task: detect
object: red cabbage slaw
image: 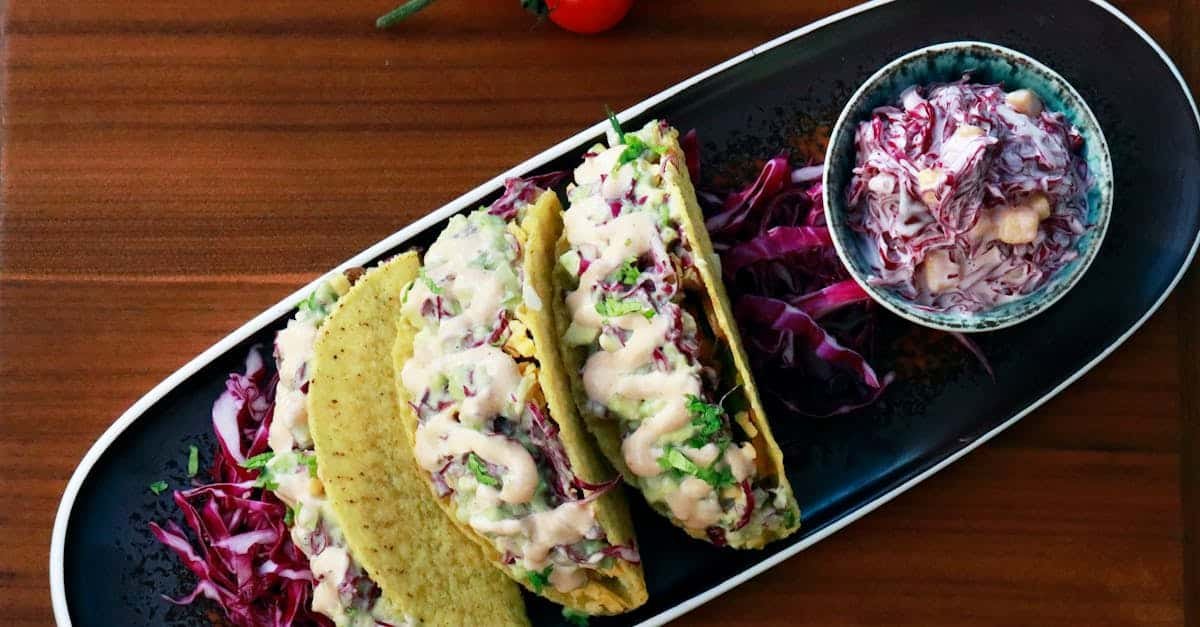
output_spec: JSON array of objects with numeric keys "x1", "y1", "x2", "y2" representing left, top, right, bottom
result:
[
  {"x1": 694, "y1": 139, "x2": 991, "y2": 416},
  {"x1": 847, "y1": 78, "x2": 1091, "y2": 313},
  {"x1": 697, "y1": 150, "x2": 891, "y2": 417},
  {"x1": 149, "y1": 348, "x2": 340, "y2": 627}
]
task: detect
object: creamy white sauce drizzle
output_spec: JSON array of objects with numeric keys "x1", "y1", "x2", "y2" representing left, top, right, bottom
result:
[
  {"x1": 401, "y1": 206, "x2": 609, "y2": 593},
  {"x1": 561, "y1": 121, "x2": 760, "y2": 532}
]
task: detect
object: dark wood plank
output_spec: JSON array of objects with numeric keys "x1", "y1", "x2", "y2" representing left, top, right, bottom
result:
[{"x1": 0, "y1": 1, "x2": 1194, "y2": 625}]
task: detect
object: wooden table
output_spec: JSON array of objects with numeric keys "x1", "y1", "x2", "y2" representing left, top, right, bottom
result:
[{"x1": 2, "y1": 1, "x2": 1196, "y2": 624}]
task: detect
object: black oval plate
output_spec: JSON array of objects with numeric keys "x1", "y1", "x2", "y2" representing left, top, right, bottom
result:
[{"x1": 51, "y1": 1, "x2": 1200, "y2": 625}]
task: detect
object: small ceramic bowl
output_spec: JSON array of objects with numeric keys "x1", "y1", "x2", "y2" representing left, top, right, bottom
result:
[{"x1": 823, "y1": 41, "x2": 1113, "y2": 332}]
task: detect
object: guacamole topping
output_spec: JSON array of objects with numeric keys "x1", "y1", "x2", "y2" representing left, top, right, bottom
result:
[
  {"x1": 399, "y1": 181, "x2": 634, "y2": 594},
  {"x1": 559, "y1": 119, "x2": 796, "y2": 546}
]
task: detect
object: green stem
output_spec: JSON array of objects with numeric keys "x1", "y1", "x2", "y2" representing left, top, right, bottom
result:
[{"x1": 376, "y1": 0, "x2": 438, "y2": 29}]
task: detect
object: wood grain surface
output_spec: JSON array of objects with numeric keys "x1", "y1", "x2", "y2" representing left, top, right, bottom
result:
[{"x1": 2, "y1": 1, "x2": 1197, "y2": 625}]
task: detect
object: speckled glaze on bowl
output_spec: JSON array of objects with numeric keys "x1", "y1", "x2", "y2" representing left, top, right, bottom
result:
[{"x1": 823, "y1": 41, "x2": 1113, "y2": 332}]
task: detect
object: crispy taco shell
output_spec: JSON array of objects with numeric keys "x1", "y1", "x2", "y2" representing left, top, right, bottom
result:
[
  {"x1": 308, "y1": 253, "x2": 530, "y2": 627},
  {"x1": 553, "y1": 129, "x2": 800, "y2": 549}
]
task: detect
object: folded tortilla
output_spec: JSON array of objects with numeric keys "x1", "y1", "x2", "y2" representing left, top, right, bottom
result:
[
  {"x1": 554, "y1": 119, "x2": 801, "y2": 549},
  {"x1": 392, "y1": 189, "x2": 647, "y2": 615},
  {"x1": 307, "y1": 253, "x2": 530, "y2": 627}
]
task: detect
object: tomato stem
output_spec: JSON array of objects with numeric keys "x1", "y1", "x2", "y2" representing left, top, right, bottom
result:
[{"x1": 376, "y1": 0, "x2": 438, "y2": 29}]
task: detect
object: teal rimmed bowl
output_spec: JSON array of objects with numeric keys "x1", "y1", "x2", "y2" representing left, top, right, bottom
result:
[{"x1": 823, "y1": 41, "x2": 1113, "y2": 332}]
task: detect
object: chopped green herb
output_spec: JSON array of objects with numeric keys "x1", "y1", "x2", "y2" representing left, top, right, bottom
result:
[
  {"x1": 606, "y1": 106, "x2": 624, "y2": 138},
  {"x1": 527, "y1": 566, "x2": 553, "y2": 594},
  {"x1": 685, "y1": 394, "x2": 725, "y2": 448},
  {"x1": 782, "y1": 507, "x2": 799, "y2": 529},
  {"x1": 696, "y1": 464, "x2": 735, "y2": 488},
  {"x1": 658, "y1": 446, "x2": 699, "y2": 475},
  {"x1": 614, "y1": 258, "x2": 641, "y2": 285},
  {"x1": 419, "y1": 268, "x2": 443, "y2": 295},
  {"x1": 595, "y1": 296, "x2": 650, "y2": 318},
  {"x1": 657, "y1": 446, "x2": 736, "y2": 489},
  {"x1": 186, "y1": 445, "x2": 199, "y2": 477},
  {"x1": 297, "y1": 289, "x2": 322, "y2": 315},
  {"x1": 467, "y1": 453, "x2": 500, "y2": 488},
  {"x1": 304, "y1": 454, "x2": 318, "y2": 478},
  {"x1": 242, "y1": 451, "x2": 274, "y2": 470},
  {"x1": 245, "y1": 453, "x2": 279, "y2": 491},
  {"x1": 618, "y1": 133, "x2": 649, "y2": 165},
  {"x1": 253, "y1": 468, "x2": 279, "y2": 491},
  {"x1": 562, "y1": 608, "x2": 590, "y2": 626},
  {"x1": 149, "y1": 480, "x2": 169, "y2": 495},
  {"x1": 284, "y1": 505, "x2": 296, "y2": 526}
]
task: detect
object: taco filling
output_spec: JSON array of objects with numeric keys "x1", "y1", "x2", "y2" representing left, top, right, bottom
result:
[
  {"x1": 398, "y1": 180, "x2": 639, "y2": 596},
  {"x1": 264, "y1": 273, "x2": 403, "y2": 626},
  {"x1": 559, "y1": 119, "x2": 798, "y2": 547}
]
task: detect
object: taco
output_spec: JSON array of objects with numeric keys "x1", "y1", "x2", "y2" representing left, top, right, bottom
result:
[
  {"x1": 554, "y1": 117, "x2": 801, "y2": 548},
  {"x1": 392, "y1": 178, "x2": 648, "y2": 615},
  {"x1": 271, "y1": 255, "x2": 530, "y2": 626}
]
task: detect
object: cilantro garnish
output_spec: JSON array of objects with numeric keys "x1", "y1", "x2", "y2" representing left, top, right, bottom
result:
[
  {"x1": 304, "y1": 454, "x2": 318, "y2": 478},
  {"x1": 657, "y1": 446, "x2": 735, "y2": 489},
  {"x1": 284, "y1": 505, "x2": 296, "y2": 526},
  {"x1": 467, "y1": 453, "x2": 500, "y2": 488},
  {"x1": 618, "y1": 134, "x2": 649, "y2": 165},
  {"x1": 242, "y1": 451, "x2": 274, "y2": 470},
  {"x1": 253, "y1": 469, "x2": 279, "y2": 491},
  {"x1": 613, "y1": 258, "x2": 641, "y2": 286},
  {"x1": 657, "y1": 447, "x2": 699, "y2": 475},
  {"x1": 296, "y1": 289, "x2": 324, "y2": 315},
  {"x1": 186, "y1": 445, "x2": 199, "y2": 477},
  {"x1": 697, "y1": 464, "x2": 735, "y2": 488},
  {"x1": 527, "y1": 566, "x2": 553, "y2": 594},
  {"x1": 604, "y1": 107, "x2": 650, "y2": 165},
  {"x1": 243, "y1": 452, "x2": 278, "y2": 490},
  {"x1": 685, "y1": 394, "x2": 726, "y2": 448},
  {"x1": 562, "y1": 608, "x2": 590, "y2": 626},
  {"x1": 595, "y1": 296, "x2": 652, "y2": 319},
  {"x1": 606, "y1": 106, "x2": 624, "y2": 138},
  {"x1": 149, "y1": 480, "x2": 169, "y2": 495},
  {"x1": 419, "y1": 268, "x2": 443, "y2": 295}
]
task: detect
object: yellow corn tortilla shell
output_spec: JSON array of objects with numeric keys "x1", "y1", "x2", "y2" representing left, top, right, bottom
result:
[
  {"x1": 308, "y1": 252, "x2": 529, "y2": 627},
  {"x1": 553, "y1": 128, "x2": 801, "y2": 549},
  {"x1": 392, "y1": 191, "x2": 648, "y2": 615}
]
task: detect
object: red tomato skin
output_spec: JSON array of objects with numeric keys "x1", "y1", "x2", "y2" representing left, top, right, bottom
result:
[{"x1": 546, "y1": 0, "x2": 633, "y2": 34}]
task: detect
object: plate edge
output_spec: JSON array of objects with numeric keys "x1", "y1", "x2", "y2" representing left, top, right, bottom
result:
[{"x1": 46, "y1": 0, "x2": 1199, "y2": 625}]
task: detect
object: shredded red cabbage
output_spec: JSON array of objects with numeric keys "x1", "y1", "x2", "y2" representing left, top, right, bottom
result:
[
  {"x1": 691, "y1": 136, "x2": 991, "y2": 416},
  {"x1": 846, "y1": 78, "x2": 1091, "y2": 312},
  {"x1": 150, "y1": 348, "x2": 333, "y2": 627},
  {"x1": 488, "y1": 172, "x2": 569, "y2": 220},
  {"x1": 695, "y1": 143, "x2": 892, "y2": 415}
]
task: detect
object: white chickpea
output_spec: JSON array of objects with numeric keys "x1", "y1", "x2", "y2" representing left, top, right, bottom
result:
[
  {"x1": 1026, "y1": 191, "x2": 1052, "y2": 220},
  {"x1": 953, "y1": 124, "x2": 986, "y2": 139},
  {"x1": 995, "y1": 206, "x2": 1041, "y2": 244},
  {"x1": 920, "y1": 249, "x2": 960, "y2": 293},
  {"x1": 868, "y1": 173, "x2": 896, "y2": 194},
  {"x1": 916, "y1": 167, "x2": 944, "y2": 206},
  {"x1": 1005, "y1": 89, "x2": 1044, "y2": 117},
  {"x1": 967, "y1": 211, "x2": 994, "y2": 242}
]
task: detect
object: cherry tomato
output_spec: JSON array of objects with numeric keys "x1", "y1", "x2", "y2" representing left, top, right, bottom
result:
[{"x1": 546, "y1": 0, "x2": 633, "y2": 34}]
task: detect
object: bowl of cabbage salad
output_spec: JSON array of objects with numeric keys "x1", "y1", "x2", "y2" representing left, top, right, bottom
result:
[{"x1": 824, "y1": 41, "x2": 1112, "y2": 332}]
